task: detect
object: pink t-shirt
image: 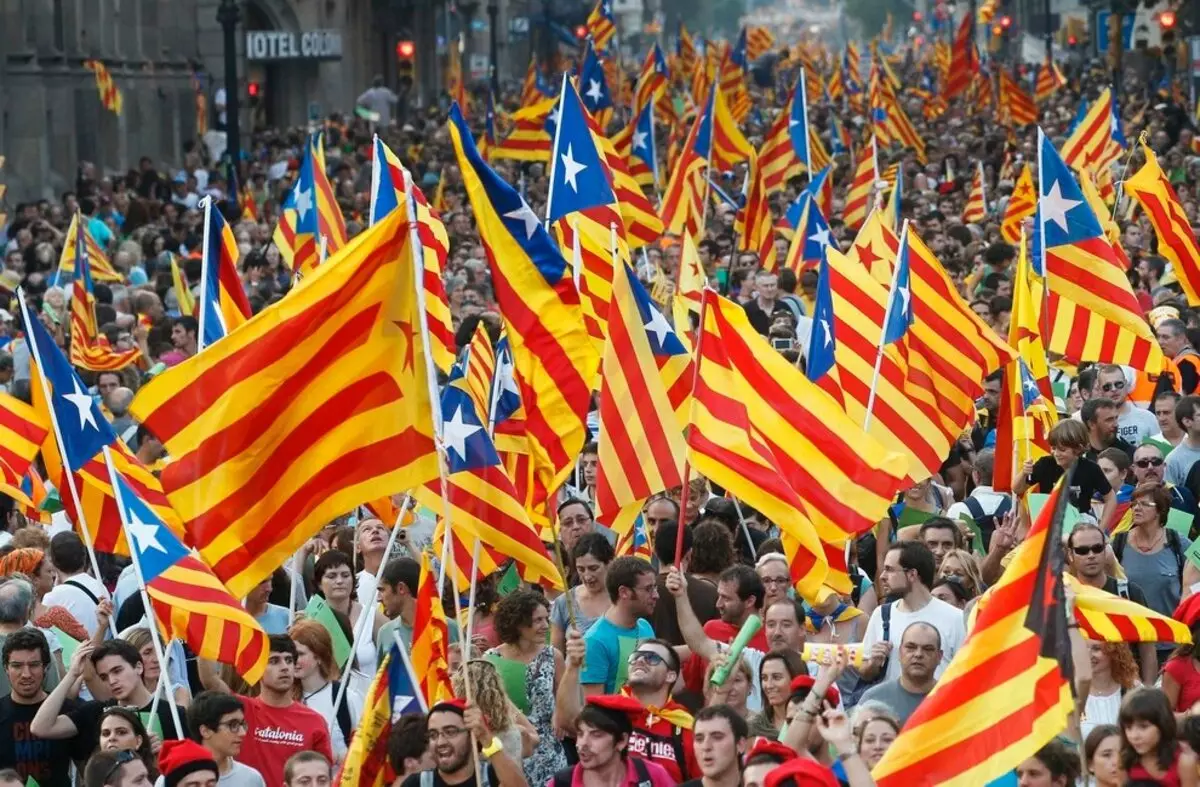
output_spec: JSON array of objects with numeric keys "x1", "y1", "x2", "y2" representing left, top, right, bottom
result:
[
  {"x1": 1164, "y1": 656, "x2": 1200, "y2": 711},
  {"x1": 554, "y1": 756, "x2": 675, "y2": 787}
]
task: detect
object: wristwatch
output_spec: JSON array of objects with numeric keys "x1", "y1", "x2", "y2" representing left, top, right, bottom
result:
[{"x1": 481, "y1": 737, "x2": 504, "y2": 759}]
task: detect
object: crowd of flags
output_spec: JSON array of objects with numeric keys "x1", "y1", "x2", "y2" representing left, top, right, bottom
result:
[{"x1": 10, "y1": 4, "x2": 1200, "y2": 785}]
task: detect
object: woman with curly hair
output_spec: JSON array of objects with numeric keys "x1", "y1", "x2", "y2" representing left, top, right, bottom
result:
[
  {"x1": 484, "y1": 589, "x2": 565, "y2": 786},
  {"x1": 1082, "y1": 640, "x2": 1141, "y2": 742},
  {"x1": 451, "y1": 659, "x2": 538, "y2": 766}
]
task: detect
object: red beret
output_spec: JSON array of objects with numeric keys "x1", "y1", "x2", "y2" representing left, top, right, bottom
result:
[
  {"x1": 586, "y1": 694, "x2": 645, "y2": 716},
  {"x1": 431, "y1": 698, "x2": 468, "y2": 716},
  {"x1": 789, "y1": 676, "x2": 839, "y2": 707},
  {"x1": 744, "y1": 737, "x2": 797, "y2": 765},
  {"x1": 158, "y1": 739, "x2": 218, "y2": 787},
  {"x1": 762, "y1": 757, "x2": 840, "y2": 787}
]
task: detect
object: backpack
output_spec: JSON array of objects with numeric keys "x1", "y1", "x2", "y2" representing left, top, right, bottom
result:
[
  {"x1": 963, "y1": 496, "x2": 1012, "y2": 552},
  {"x1": 1111, "y1": 529, "x2": 1186, "y2": 581},
  {"x1": 552, "y1": 758, "x2": 651, "y2": 787}
]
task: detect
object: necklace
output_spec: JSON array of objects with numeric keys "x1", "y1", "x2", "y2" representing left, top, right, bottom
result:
[{"x1": 1131, "y1": 528, "x2": 1165, "y2": 553}]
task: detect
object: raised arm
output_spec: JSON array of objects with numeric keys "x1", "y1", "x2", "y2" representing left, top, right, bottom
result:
[{"x1": 664, "y1": 567, "x2": 719, "y2": 662}]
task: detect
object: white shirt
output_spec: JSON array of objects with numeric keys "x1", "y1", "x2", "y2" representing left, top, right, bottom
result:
[
  {"x1": 1116, "y1": 402, "x2": 1160, "y2": 447},
  {"x1": 1080, "y1": 687, "x2": 1124, "y2": 743},
  {"x1": 945, "y1": 486, "x2": 1008, "y2": 522},
  {"x1": 861, "y1": 596, "x2": 966, "y2": 681},
  {"x1": 44, "y1": 572, "x2": 111, "y2": 638}
]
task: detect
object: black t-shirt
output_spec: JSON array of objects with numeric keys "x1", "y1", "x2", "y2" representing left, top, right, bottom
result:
[
  {"x1": 67, "y1": 697, "x2": 188, "y2": 749},
  {"x1": 0, "y1": 696, "x2": 89, "y2": 787},
  {"x1": 1029, "y1": 456, "x2": 1111, "y2": 512},
  {"x1": 1084, "y1": 437, "x2": 1136, "y2": 463},
  {"x1": 400, "y1": 765, "x2": 497, "y2": 787}
]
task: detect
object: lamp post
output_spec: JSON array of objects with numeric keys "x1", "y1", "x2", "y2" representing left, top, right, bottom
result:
[
  {"x1": 217, "y1": 0, "x2": 241, "y2": 181},
  {"x1": 488, "y1": 1, "x2": 499, "y2": 96}
]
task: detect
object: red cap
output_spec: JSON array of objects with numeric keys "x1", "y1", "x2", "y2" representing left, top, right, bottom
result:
[
  {"x1": 744, "y1": 737, "x2": 797, "y2": 765},
  {"x1": 158, "y1": 739, "x2": 218, "y2": 787},
  {"x1": 1175, "y1": 594, "x2": 1200, "y2": 628},
  {"x1": 586, "y1": 694, "x2": 645, "y2": 716},
  {"x1": 762, "y1": 757, "x2": 840, "y2": 787}
]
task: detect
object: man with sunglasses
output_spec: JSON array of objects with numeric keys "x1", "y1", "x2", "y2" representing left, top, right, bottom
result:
[
  {"x1": 1066, "y1": 524, "x2": 1158, "y2": 685},
  {"x1": 1132, "y1": 444, "x2": 1199, "y2": 525},
  {"x1": 1096, "y1": 365, "x2": 1159, "y2": 448},
  {"x1": 558, "y1": 636, "x2": 698, "y2": 783}
]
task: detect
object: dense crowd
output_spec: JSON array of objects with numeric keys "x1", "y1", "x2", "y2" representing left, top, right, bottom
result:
[{"x1": 6, "y1": 19, "x2": 1200, "y2": 787}]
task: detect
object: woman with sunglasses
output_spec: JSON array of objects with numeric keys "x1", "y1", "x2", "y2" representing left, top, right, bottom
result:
[
  {"x1": 83, "y1": 749, "x2": 151, "y2": 787},
  {"x1": 97, "y1": 707, "x2": 157, "y2": 780}
]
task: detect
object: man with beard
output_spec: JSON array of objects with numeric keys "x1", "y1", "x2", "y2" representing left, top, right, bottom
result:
[
  {"x1": 400, "y1": 699, "x2": 528, "y2": 787},
  {"x1": 859, "y1": 542, "x2": 965, "y2": 682},
  {"x1": 558, "y1": 634, "x2": 698, "y2": 782},
  {"x1": 550, "y1": 696, "x2": 674, "y2": 787},
  {"x1": 581, "y1": 558, "x2": 658, "y2": 694},
  {"x1": 681, "y1": 705, "x2": 748, "y2": 787}
]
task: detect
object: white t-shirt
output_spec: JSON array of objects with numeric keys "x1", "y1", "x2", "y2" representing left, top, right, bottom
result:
[
  {"x1": 1080, "y1": 687, "x2": 1124, "y2": 743},
  {"x1": 861, "y1": 596, "x2": 967, "y2": 681},
  {"x1": 44, "y1": 573, "x2": 111, "y2": 638},
  {"x1": 1117, "y1": 402, "x2": 1160, "y2": 447}
]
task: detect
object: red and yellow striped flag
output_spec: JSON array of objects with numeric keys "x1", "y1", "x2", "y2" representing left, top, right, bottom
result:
[
  {"x1": 129, "y1": 206, "x2": 440, "y2": 598},
  {"x1": 687, "y1": 291, "x2": 905, "y2": 598},
  {"x1": 746, "y1": 26, "x2": 775, "y2": 61},
  {"x1": 998, "y1": 69, "x2": 1038, "y2": 126},
  {"x1": 962, "y1": 162, "x2": 987, "y2": 224},
  {"x1": 736, "y1": 152, "x2": 773, "y2": 264},
  {"x1": 842, "y1": 136, "x2": 878, "y2": 231},
  {"x1": 943, "y1": 15, "x2": 977, "y2": 99},
  {"x1": 412, "y1": 552, "x2": 454, "y2": 706},
  {"x1": 1061, "y1": 88, "x2": 1123, "y2": 176},
  {"x1": 1001, "y1": 163, "x2": 1036, "y2": 244},
  {"x1": 1034, "y1": 58, "x2": 1066, "y2": 103},
  {"x1": 85, "y1": 60, "x2": 123, "y2": 115},
  {"x1": 56, "y1": 214, "x2": 121, "y2": 282},
  {"x1": 1070, "y1": 575, "x2": 1191, "y2": 644},
  {"x1": 874, "y1": 478, "x2": 1075, "y2": 786},
  {"x1": 1124, "y1": 142, "x2": 1200, "y2": 306},
  {"x1": 0, "y1": 395, "x2": 48, "y2": 509}
]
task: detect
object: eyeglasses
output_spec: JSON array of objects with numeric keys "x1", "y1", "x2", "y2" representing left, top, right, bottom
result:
[
  {"x1": 218, "y1": 719, "x2": 248, "y2": 732},
  {"x1": 427, "y1": 727, "x2": 469, "y2": 742},
  {"x1": 102, "y1": 750, "x2": 138, "y2": 784},
  {"x1": 1132, "y1": 499, "x2": 1159, "y2": 510},
  {"x1": 1100, "y1": 381, "x2": 1125, "y2": 392},
  {"x1": 1071, "y1": 544, "x2": 1105, "y2": 556},
  {"x1": 1135, "y1": 457, "x2": 1165, "y2": 468},
  {"x1": 760, "y1": 576, "x2": 791, "y2": 586},
  {"x1": 628, "y1": 651, "x2": 667, "y2": 668}
]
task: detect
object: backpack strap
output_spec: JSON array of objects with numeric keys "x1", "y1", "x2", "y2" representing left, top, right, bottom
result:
[
  {"x1": 631, "y1": 756, "x2": 652, "y2": 787},
  {"x1": 63, "y1": 578, "x2": 101, "y2": 605},
  {"x1": 551, "y1": 767, "x2": 576, "y2": 787},
  {"x1": 880, "y1": 602, "x2": 893, "y2": 643},
  {"x1": 1167, "y1": 529, "x2": 1186, "y2": 579},
  {"x1": 332, "y1": 681, "x2": 353, "y2": 745},
  {"x1": 1112, "y1": 531, "x2": 1127, "y2": 563},
  {"x1": 1116, "y1": 579, "x2": 1130, "y2": 600},
  {"x1": 963, "y1": 497, "x2": 985, "y2": 521}
]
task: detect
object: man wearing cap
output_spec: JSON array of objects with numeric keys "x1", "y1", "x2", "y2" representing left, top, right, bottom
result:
[
  {"x1": 557, "y1": 634, "x2": 698, "y2": 782},
  {"x1": 858, "y1": 622, "x2": 941, "y2": 725},
  {"x1": 742, "y1": 739, "x2": 795, "y2": 787},
  {"x1": 157, "y1": 739, "x2": 219, "y2": 787},
  {"x1": 549, "y1": 695, "x2": 674, "y2": 787},
  {"x1": 399, "y1": 698, "x2": 527, "y2": 787},
  {"x1": 682, "y1": 705, "x2": 747, "y2": 787}
]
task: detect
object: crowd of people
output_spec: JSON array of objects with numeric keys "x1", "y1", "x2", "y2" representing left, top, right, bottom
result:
[{"x1": 5, "y1": 9, "x2": 1200, "y2": 787}]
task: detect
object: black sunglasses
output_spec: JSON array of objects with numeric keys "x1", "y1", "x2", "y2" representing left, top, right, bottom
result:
[
  {"x1": 1100, "y1": 381, "x2": 1125, "y2": 392},
  {"x1": 1135, "y1": 458, "x2": 1164, "y2": 468},
  {"x1": 1072, "y1": 544, "x2": 1106, "y2": 556}
]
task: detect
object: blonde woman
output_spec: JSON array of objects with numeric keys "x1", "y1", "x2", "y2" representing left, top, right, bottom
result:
[
  {"x1": 936, "y1": 549, "x2": 984, "y2": 599},
  {"x1": 451, "y1": 659, "x2": 538, "y2": 764}
]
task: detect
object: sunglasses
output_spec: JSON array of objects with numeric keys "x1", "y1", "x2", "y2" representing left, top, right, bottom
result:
[
  {"x1": 1100, "y1": 381, "x2": 1125, "y2": 392},
  {"x1": 1135, "y1": 457, "x2": 1164, "y2": 468},
  {"x1": 628, "y1": 650, "x2": 673, "y2": 670},
  {"x1": 1072, "y1": 544, "x2": 1105, "y2": 556},
  {"x1": 103, "y1": 750, "x2": 138, "y2": 784}
]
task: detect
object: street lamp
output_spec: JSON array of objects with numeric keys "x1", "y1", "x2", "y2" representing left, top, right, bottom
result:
[
  {"x1": 217, "y1": 0, "x2": 241, "y2": 182},
  {"x1": 488, "y1": 1, "x2": 499, "y2": 96}
]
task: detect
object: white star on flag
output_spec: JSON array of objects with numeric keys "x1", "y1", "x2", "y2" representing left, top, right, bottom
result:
[
  {"x1": 644, "y1": 305, "x2": 672, "y2": 347},
  {"x1": 809, "y1": 226, "x2": 831, "y2": 247},
  {"x1": 504, "y1": 199, "x2": 541, "y2": 240},
  {"x1": 560, "y1": 145, "x2": 587, "y2": 192},
  {"x1": 820, "y1": 318, "x2": 832, "y2": 347},
  {"x1": 294, "y1": 187, "x2": 313, "y2": 221},
  {"x1": 897, "y1": 284, "x2": 911, "y2": 318},
  {"x1": 443, "y1": 404, "x2": 483, "y2": 462},
  {"x1": 632, "y1": 130, "x2": 649, "y2": 153},
  {"x1": 1040, "y1": 180, "x2": 1081, "y2": 232},
  {"x1": 586, "y1": 79, "x2": 604, "y2": 104},
  {"x1": 126, "y1": 512, "x2": 166, "y2": 554},
  {"x1": 63, "y1": 378, "x2": 98, "y2": 432}
]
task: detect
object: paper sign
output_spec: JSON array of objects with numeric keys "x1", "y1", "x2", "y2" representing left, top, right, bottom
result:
[
  {"x1": 1166, "y1": 507, "x2": 1193, "y2": 539},
  {"x1": 304, "y1": 596, "x2": 353, "y2": 669},
  {"x1": 1184, "y1": 538, "x2": 1200, "y2": 570},
  {"x1": 138, "y1": 710, "x2": 163, "y2": 739},
  {"x1": 1026, "y1": 493, "x2": 1082, "y2": 533},
  {"x1": 50, "y1": 627, "x2": 80, "y2": 668}
]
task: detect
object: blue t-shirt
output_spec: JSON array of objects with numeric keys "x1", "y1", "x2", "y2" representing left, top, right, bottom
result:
[
  {"x1": 580, "y1": 616, "x2": 654, "y2": 693},
  {"x1": 255, "y1": 604, "x2": 292, "y2": 635}
]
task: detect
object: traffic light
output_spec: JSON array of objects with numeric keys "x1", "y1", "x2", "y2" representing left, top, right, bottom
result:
[
  {"x1": 1159, "y1": 10, "x2": 1176, "y2": 30},
  {"x1": 247, "y1": 81, "x2": 261, "y2": 100},
  {"x1": 999, "y1": 15, "x2": 1012, "y2": 29},
  {"x1": 396, "y1": 40, "x2": 415, "y2": 88},
  {"x1": 912, "y1": 11, "x2": 923, "y2": 22},
  {"x1": 575, "y1": 24, "x2": 587, "y2": 39}
]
